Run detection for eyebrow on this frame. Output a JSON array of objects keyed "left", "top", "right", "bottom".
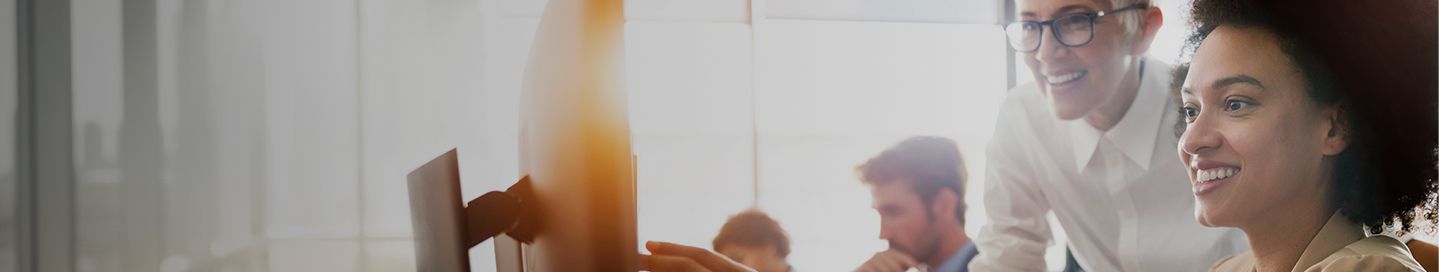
[
  {"left": 1212, "top": 75, "right": 1266, "bottom": 90},
  {"left": 1020, "top": 4, "right": 1094, "bottom": 19},
  {"left": 1182, "top": 75, "right": 1265, "bottom": 95}
]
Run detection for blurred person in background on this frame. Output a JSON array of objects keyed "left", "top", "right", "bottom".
[
  {"left": 853, "top": 136, "right": 978, "bottom": 272},
  {"left": 712, "top": 209, "right": 794, "bottom": 272},
  {"left": 641, "top": 136, "right": 979, "bottom": 272}
]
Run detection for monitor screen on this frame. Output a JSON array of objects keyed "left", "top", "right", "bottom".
[{"left": 407, "top": 149, "right": 469, "bottom": 272}]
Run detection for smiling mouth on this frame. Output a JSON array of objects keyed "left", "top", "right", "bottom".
[
  {"left": 1045, "top": 71, "right": 1087, "bottom": 85},
  {"left": 1195, "top": 167, "right": 1240, "bottom": 184}
]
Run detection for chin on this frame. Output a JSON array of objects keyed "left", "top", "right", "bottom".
[
  {"left": 1195, "top": 210, "right": 1216, "bottom": 227},
  {"left": 1048, "top": 100, "right": 1090, "bottom": 121},
  {"left": 1195, "top": 208, "right": 1229, "bottom": 228}
]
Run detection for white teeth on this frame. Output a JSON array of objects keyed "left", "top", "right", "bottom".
[
  {"left": 1196, "top": 167, "right": 1239, "bottom": 183},
  {"left": 1046, "top": 71, "right": 1086, "bottom": 84}
]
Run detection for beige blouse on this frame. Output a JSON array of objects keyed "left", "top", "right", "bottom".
[{"left": 1211, "top": 212, "right": 1425, "bottom": 272}]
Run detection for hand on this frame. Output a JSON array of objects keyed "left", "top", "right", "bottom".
[
  {"left": 639, "top": 241, "right": 756, "bottom": 272},
  {"left": 854, "top": 249, "right": 918, "bottom": 272}
]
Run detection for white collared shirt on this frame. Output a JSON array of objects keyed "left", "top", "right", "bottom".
[{"left": 970, "top": 58, "right": 1248, "bottom": 272}]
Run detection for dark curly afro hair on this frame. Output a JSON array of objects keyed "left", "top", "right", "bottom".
[{"left": 1174, "top": 0, "right": 1438, "bottom": 235}]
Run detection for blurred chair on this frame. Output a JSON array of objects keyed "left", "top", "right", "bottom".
[{"left": 1408, "top": 239, "right": 1437, "bottom": 272}]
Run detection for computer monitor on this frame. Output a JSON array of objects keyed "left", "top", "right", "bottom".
[
  {"left": 408, "top": 0, "right": 635, "bottom": 271},
  {"left": 508, "top": 0, "right": 635, "bottom": 269},
  {"left": 407, "top": 149, "right": 469, "bottom": 272}
]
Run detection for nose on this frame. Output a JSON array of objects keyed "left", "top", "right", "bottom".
[
  {"left": 1179, "top": 114, "right": 1223, "bottom": 157},
  {"left": 878, "top": 222, "right": 893, "bottom": 241},
  {"left": 1034, "top": 26, "right": 1068, "bottom": 64}
]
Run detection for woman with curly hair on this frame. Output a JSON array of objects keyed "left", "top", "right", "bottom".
[{"left": 1173, "top": 0, "right": 1438, "bottom": 271}]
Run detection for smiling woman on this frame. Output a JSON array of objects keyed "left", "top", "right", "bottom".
[{"left": 1173, "top": 0, "right": 1438, "bottom": 271}]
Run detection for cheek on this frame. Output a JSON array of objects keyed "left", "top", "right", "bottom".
[
  {"left": 1023, "top": 55, "right": 1044, "bottom": 79},
  {"left": 892, "top": 215, "right": 927, "bottom": 237},
  {"left": 1222, "top": 126, "right": 1259, "bottom": 158},
  {"left": 1230, "top": 113, "right": 1321, "bottom": 176},
  {"left": 1075, "top": 49, "right": 1124, "bottom": 80},
  {"left": 1218, "top": 119, "right": 1310, "bottom": 209},
  {"left": 1077, "top": 28, "right": 1135, "bottom": 74},
  {"left": 1088, "top": 26, "right": 1132, "bottom": 54},
  {"left": 886, "top": 215, "right": 920, "bottom": 237}
]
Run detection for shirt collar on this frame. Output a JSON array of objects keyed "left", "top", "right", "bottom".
[
  {"left": 1068, "top": 58, "right": 1170, "bottom": 172},
  {"left": 934, "top": 241, "right": 978, "bottom": 272},
  {"left": 1291, "top": 211, "right": 1366, "bottom": 272}
]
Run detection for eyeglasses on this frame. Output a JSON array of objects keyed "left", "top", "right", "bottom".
[{"left": 1004, "top": 4, "right": 1148, "bottom": 52}]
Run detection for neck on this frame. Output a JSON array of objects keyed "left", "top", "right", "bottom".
[
  {"left": 1084, "top": 59, "right": 1144, "bottom": 131},
  {"left": 925, "top": 223, "right": 971, "bottom": 268},
  {"left": 1240, "top": 204, "right": 1336, "bottom": 272}
]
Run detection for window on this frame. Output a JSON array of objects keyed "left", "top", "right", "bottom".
[{"left": 625, "top": 8, "right": 1011, "bottom": 272}]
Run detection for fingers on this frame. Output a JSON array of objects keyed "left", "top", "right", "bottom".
[
  {"left": 645, "top": 241, "right": 754, "bottom": 272},
  {"left": 645, "top": 241, "right": 732, "bottom": 271},
  {"left": 639, "top": 253, "right": 712, "bottom": 272},
  {"left": 888, "top": 251, "right": 918, "bottom": 268},
  {"left": 855, "top": 250, "right": 918, "bottom": 272}
]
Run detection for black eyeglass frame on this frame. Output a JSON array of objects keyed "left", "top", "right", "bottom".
[{"left": 1005, "top": 4, "right": 1149, "bottom": 52}]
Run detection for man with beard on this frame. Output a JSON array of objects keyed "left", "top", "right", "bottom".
[
  {"left": 853, "top": 136, "right": 977, "bottom": 272},
  {"left": 637, "top": 136, "right": 978, "bottom": 272}
]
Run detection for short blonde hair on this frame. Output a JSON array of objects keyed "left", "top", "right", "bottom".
[{"left": 1110, "top": 0, "right": 1149, "bottom": 37}]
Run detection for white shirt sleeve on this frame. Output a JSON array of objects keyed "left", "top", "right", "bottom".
[{"left": 969, "top": 102, "right": 1054, "bottom": 272}]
